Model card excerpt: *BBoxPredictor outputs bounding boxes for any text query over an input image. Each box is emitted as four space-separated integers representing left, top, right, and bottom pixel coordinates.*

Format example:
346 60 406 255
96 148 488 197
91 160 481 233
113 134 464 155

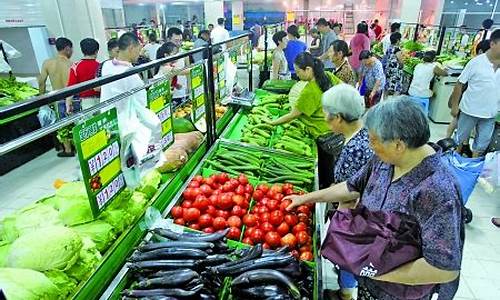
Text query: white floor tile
456 277 475 299
460 259 490 278
465 276 500 299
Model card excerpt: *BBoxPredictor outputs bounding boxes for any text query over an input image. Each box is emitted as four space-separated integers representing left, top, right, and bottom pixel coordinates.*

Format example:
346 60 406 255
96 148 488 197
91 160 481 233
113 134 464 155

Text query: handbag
316 132 344 157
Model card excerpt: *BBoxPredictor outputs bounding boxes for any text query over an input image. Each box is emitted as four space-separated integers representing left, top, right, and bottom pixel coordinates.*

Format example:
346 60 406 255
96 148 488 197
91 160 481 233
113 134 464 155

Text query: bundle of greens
0 77 38 107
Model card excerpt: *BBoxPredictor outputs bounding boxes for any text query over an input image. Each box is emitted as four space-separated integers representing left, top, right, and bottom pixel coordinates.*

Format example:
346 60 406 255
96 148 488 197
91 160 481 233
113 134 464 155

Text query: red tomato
174 218 185 225
216 173 229 184
181 200 192 209
203 227 215 233
188 180 200 188
189 223 201 230
229 179 239 190
266 199 279 211
205 176 217 188
284 214 299 226
193 195 210 211
281 233 297 249
297 205 311 216
269 210 284 226
213 217 227 230
291 249 300 259
222 183 233 192
267 190 277 199
296 231 310 246
283 188 294 195
198 214 213 228
218 194 233 210
242 237 254 245
213 189 222 196
250 228 264 243
183 208 201 222
235 185 245 196
259 212 270 223
280 200 292 212
244 193 251 202
276 222 290 236
193 175 204 183
260 222 274 233
260 198 270 207
271 184 283 194
273 193 284 201
262 242 271 250
242 214 258 227
182 188 196 201
244 184 254 194
227 216 242 228
216 210 230 219
231 205 245 218
171 206 184 218
240 200 250 210
299 245 312 253
208 195 218 206
245 226 256 238
226 226 242 240
192 188 202 199
206 205 217 216
257 184 270 193
252 190 264 201
232 194 245 207
292 222 308 235
199 184 213 196
300 251 314 261
256 206 269 215
238 174 249 185
265 231 281 248
282 183 294 192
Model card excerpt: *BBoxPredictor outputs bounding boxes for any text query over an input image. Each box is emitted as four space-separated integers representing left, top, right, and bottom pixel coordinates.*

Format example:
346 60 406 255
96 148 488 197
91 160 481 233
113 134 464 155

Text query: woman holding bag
286 98 464 300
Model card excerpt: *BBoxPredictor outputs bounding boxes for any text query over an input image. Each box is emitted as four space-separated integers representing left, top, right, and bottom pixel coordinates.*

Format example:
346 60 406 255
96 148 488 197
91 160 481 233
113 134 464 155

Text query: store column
231 0 244 31
204 0 224 28
399 0 423 23
39 0 108 61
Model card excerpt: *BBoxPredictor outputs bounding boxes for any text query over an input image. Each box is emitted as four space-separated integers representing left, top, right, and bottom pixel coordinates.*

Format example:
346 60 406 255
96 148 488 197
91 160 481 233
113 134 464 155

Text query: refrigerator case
429 74 460 124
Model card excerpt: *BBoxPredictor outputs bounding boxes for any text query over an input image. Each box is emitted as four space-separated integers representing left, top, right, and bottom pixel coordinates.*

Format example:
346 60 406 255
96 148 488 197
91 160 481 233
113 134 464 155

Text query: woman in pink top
349 23 371 74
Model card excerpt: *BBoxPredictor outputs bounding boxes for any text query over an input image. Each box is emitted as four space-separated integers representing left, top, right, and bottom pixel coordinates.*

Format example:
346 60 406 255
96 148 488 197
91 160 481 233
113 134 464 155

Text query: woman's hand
284 194 309 211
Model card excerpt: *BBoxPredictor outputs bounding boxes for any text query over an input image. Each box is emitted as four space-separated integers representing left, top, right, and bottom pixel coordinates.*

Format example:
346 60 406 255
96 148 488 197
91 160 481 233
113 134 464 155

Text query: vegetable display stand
216 105 237 136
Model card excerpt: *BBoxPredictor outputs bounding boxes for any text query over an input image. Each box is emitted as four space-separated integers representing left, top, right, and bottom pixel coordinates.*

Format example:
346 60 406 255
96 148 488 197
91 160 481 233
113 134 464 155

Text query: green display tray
270 125 318 159
216 106 237 136
0 108 39 125
222 112 248 141
71 142 207 300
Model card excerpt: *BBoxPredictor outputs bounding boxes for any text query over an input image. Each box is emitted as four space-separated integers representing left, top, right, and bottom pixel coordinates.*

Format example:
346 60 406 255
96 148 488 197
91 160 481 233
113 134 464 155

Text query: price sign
190 64 206 122
147 80 175 150
73 108 126 217
217 56 227 100
230 49 238 65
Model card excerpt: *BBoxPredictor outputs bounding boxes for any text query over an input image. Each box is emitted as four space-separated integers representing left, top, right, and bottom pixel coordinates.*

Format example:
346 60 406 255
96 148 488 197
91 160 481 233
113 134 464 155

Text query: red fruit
232 194 245 207
208 195 218 206
292 222 308 235
238 174 249 185
291 250 300 259
270 184 283 194
267 190 277 199
260 222 274 233
284 188 294 195
257 184 270 193
174 218 185 225
217 173 230 184
281 233 297 249
213 217 227 230
192 188 202 198
199 184 213 196
226 226 242 240
261 198 270 207
298 213 310 225
245 226 257 238
242 214 258 227
262 243 271 250
213 189 222 196
280 200 292 211
297 205 311 216
198 214 213 228
235 185 245 196
273 193 284 201
240 200 250 210
256 206 269 215
181 200 193 209
205 176 216 188
216 210 230 219
227 216 242 228
203 227 215 233
300 251 314 261
218 194 233 210
266 199 279 211
231 205 245 218
189 223 201 231
282 183 294 192
250 228 264 243
242 237 254 245
252 190 264 201
188 180 200 188
296 231 310 246
183 208 201 222
259 212 270 223
276 222 290 236
182 188 196 201
206 205 217 216
171 206 184 218
244 184 254 194
193 175 204 183
222 183 233 192
299 245 312 253
265 231 281 248
284 214 299 226
193 195 210 211
269 210 284 226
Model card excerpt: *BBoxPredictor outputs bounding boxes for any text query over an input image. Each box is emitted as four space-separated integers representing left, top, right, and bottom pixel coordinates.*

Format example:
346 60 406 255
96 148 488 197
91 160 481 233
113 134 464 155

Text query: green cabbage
99 209 133 233
0 203 62 242
43 269 77 298
66 237 102 282
55 181 88 199
0 268 60 300
137 170 162 198
47 181 94 226
127 191 149 218
106 188 133 211
7 226 82 271
0 242 11 267
72 220 116 252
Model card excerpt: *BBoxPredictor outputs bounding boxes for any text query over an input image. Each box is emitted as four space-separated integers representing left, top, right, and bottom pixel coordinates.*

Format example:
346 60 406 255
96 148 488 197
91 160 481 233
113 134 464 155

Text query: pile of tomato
242 183 314 261
170 173 253 240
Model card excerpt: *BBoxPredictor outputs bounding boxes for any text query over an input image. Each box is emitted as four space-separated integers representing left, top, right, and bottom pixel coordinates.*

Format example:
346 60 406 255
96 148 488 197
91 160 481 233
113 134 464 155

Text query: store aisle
0 150 79 219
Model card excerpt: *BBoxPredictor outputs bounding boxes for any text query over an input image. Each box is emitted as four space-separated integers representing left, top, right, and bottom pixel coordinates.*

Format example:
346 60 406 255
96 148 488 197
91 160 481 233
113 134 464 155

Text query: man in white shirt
382 22 401 55
166 27 190 104
450 29 500 157
211 18 230 49
143 32 161 60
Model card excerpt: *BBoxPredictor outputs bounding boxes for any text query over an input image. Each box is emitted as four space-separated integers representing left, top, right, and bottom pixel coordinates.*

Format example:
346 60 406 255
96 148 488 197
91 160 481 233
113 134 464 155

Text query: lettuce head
72 220 116 252
65 237 102 282
43 269 77 298
0 267 60 300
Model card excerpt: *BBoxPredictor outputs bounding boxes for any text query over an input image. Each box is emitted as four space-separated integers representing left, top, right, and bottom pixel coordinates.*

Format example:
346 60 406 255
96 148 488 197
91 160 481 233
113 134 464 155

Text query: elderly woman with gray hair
322 84 373 300
285 97 463 300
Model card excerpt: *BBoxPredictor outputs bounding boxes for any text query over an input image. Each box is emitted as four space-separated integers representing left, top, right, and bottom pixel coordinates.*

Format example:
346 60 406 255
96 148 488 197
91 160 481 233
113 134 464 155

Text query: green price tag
230 50 238 65
72 108 126 217
217 57 227 99
147 80 175 150
190 64 206 121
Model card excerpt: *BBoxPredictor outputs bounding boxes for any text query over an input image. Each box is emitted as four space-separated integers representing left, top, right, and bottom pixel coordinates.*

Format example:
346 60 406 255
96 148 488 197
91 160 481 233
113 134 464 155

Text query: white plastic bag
478 151 500 194
0 40 21 73
37 105 57 127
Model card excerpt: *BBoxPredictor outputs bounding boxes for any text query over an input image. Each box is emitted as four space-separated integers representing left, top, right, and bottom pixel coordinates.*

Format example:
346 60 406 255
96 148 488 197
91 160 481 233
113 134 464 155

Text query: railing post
205 41 217 144
436 26 447 55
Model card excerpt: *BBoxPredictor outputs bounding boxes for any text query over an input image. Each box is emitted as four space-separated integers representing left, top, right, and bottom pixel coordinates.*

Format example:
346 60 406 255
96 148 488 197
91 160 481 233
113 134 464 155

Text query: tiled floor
0 122 499 299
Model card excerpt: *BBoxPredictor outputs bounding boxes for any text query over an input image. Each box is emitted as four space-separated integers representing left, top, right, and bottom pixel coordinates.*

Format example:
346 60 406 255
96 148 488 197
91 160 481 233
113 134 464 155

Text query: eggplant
135 269 199 288
128 260 200 271
152 228 229 242
212 244 263 270
199 293 216 300
121 284 203 297
262 246 289 257
130 248 208 262
275 262 302 278
213 254 295 276
233 284 288 299
138 241 215 252
201 254 232 266
231 269 301 300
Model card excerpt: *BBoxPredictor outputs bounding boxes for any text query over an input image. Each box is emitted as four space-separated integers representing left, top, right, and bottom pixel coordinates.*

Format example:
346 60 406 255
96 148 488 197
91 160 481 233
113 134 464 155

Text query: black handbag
317 133 344 156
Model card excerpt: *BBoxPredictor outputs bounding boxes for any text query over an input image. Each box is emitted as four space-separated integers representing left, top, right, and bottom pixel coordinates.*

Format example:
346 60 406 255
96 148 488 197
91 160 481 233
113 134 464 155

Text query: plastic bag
37 105 57 127
441 151 485 203
478 151 500 194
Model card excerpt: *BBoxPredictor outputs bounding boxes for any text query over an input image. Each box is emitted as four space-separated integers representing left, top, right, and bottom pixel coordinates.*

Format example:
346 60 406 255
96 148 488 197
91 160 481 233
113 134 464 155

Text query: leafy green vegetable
99 209 133 233
72 220 116 252
43 269 77 298
127 191 149 218
0 268 60 300
0 203 62 242
137 170 162 198
49 181 93 226
402 40 425 52
0 242 11 267
55 181 87 199
0 77 39 107
7 226 82 271
65 237 102 282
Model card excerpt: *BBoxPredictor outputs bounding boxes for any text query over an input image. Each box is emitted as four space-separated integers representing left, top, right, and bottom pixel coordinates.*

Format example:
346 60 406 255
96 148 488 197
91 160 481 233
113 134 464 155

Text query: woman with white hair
286 97 464 300
322 84 374 300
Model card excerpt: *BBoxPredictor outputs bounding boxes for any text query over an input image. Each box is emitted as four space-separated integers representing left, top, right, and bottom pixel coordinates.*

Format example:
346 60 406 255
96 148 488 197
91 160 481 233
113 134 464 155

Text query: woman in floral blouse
384 32 404 96
328 40 356 86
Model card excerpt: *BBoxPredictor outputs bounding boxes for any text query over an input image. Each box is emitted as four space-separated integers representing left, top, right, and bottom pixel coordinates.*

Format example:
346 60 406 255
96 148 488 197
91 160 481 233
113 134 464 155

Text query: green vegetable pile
273 120 314 157
372 42 384 56
240 106 274 147
403 57 423 74
262 79 297 94
260 155 314 189
0 77 39 107
205 144 262 178
402 40 425 52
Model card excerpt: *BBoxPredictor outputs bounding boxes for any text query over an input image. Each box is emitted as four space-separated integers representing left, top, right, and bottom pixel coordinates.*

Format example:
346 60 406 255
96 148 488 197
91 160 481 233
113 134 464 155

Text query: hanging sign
73 108 126 217
217 56 227 100
190 64 206 122
147 80 174 150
